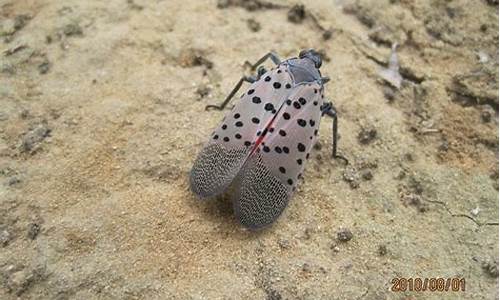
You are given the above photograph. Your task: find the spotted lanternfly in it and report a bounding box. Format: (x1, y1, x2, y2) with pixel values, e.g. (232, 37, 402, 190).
(190, 49, 345, 229)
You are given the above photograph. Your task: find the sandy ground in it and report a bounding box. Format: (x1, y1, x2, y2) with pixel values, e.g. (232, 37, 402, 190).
(0, 0, 499, 299)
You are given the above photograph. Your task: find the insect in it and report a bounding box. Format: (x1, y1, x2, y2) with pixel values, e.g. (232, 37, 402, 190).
(190, 49, 346, 229)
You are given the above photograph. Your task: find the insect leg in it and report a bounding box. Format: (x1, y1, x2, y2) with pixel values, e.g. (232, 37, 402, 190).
(321, 76, 330, 84)
(205, 75, 257, 111)
(321, 102, 348, 164)
(244, 51, 281, 70)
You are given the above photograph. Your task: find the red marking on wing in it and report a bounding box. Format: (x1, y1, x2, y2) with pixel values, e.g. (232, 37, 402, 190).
(250, 101, 287, 155)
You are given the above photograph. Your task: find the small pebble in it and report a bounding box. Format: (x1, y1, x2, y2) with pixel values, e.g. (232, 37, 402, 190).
(361, 169, 373, 181)
(63, 22, 83, 36)
(337, 228, 353, 242)
(247, 18, 261, 32)
(19, 124, 51, 154)
(38, 61, 50, 74)
(0, 230, 12, 247)
(482, 260, 499, 278)
(322, 30, 333, 40)
(287, 4, 306, 24)
(481, 110, 491, 123)
(343, 167, 360, 189)
(302, 263, 312, 273)
(471, 207, 480, 216)
(7, 176, 21, 186)
(358, 127, 377, 144)
(438, 140, 449, 152)
(378, 244, 388, 256)
(395, 169, 406, 180)
(303, 227, 314, 240)
(27, 223, 40, 240)
(383, 86, 395, 101)
(277, 239, 290, 250)
(196, 84, 211, 99)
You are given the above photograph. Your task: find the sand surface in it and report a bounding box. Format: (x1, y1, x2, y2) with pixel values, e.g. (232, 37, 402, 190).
(0, 0, 499, 299)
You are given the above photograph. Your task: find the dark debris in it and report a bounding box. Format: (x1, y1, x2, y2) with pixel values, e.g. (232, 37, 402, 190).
(357, 127, 377, 145)
(336, 228, 353, 242)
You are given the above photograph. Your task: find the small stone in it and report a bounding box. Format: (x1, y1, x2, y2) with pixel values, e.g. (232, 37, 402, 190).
(343, 167, 360, 189)
(277, 239, 290, 250)
(63, 22, 83, 36)
(322, 29, 333, 40)
(361, 169, 373, 181)
(404, 152, 414, 162)
(395, 169, 406, 180)
(304, 227, 314, 240)
(247, 18, 261, 32)
(482, 260, 499, 278)
(383, 86, 395, 101)
(127, 0, 144, 10)
(13, 15, 30, 31)
(331, 245, 340, 253)
(358, 127, 377, 144)
(20, 109, 30, 119)
(38, 61, 50, 74)
(302, 263, 312, 273)
(438, 140, 449, 152)
(7, 176, 21, 186)
(481, 110, 491, 123)
(471, 207, 480, 216)
(337, 228, 353, 242)
(402, 193, 421, 207)
(0, 229, 12, 246)
(287, 4, 306, 24)
(27, 223, 40, 240)
(477, 51, 489, 64)
(378, 244, 388, 256)
(19, 124, 51, 154)
(178, 48, 213, 69)
(217, 0, 230, 9)
(196, 85, 210, 99)
(7, 269, 33, 296)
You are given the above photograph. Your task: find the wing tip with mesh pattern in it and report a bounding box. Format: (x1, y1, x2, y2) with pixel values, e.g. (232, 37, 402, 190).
(190, 143, 249, 199)
(232, 154, 292, 230)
